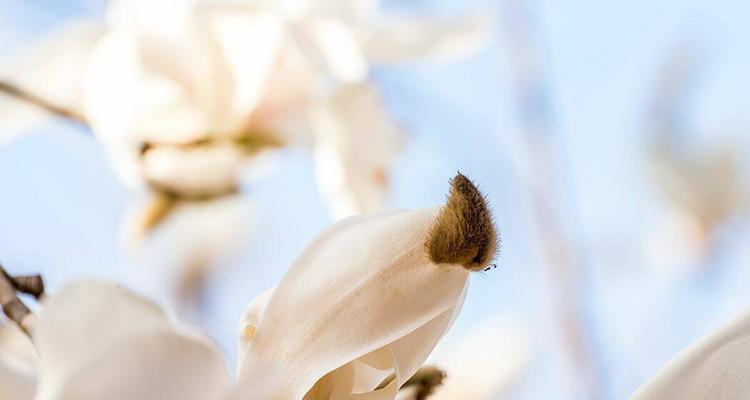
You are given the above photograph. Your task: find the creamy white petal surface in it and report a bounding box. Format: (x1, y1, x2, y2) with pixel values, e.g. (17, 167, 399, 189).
(34, 282, 229, 400)
(238, 208, 471, 398)
(430, 319, 531, 400)
(362, 15, 491, 64)
(141, 143, 245, 197)
(630, 309, 750, 400)
(311, 84, 403, 219)
(0, 324, 37, 400)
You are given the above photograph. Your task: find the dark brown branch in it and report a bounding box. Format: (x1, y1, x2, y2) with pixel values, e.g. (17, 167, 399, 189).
(0, 79, 87, 126)
(0, 264, 36, 336)
(11, 275, 45, 299)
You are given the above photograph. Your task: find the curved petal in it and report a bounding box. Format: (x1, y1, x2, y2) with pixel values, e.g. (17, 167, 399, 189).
(50, 331, 229, 400)
(0, 324, 37, 400)
(291, 17, 368, 83)
(84, 6, 236, 146)
(631, 309, 750, 400)
(34, 282, 171, 392)
(310, 84, 403, 219)
(430, 320, 531, 399)
(238, 207, 471, 398)
(202, 7, 286, 121)
(141, 142, 245, 197)
(362, 15, 491, 64)
(237, 287, 274, 372)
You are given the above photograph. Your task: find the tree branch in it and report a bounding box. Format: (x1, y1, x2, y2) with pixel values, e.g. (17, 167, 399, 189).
(0, 79, 87, 126)
(0, 264, 42, 337)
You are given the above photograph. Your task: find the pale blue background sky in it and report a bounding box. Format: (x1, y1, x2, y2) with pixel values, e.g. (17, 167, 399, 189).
(2, 1, 750, 398)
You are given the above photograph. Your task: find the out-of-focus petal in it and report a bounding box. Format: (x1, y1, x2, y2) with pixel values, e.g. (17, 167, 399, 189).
(51, 331, 229, 400)
(203, 8, 285, 121)
(85, 6, 236, 145)
(362, 15, 491, 64)
(141, 143, 245, 197)
(34, 282, 171, 395)
(139, 194, 254, 283)
(310, 84, 403, 219)
(0, 21, 103, 143)
(631, 309, 750, 400)
(291, 17, 368, 82)
(0, 324, 37, 400)
(82, 27, 143, 143)
(34, 282, 230, 400)
(430, 319, 531, 399)
(238, 207, 471, 398)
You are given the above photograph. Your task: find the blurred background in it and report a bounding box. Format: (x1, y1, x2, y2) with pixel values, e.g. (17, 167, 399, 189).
(2, 0, 750, 399)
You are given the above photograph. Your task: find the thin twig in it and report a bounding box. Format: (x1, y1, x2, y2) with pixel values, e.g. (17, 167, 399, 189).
(0, 79, 87, 126)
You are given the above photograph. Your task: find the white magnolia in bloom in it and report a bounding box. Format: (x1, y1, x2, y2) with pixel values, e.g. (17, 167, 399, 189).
(0, 0, 489, 220)
(0, 173, 499, 400)
(631, 309, 750, 400)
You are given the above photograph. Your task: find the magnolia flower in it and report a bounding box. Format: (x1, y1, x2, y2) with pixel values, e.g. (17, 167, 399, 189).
(236, 173, 498, 398)
(0, 173, 499, 400)
(630, 309, 750, 399)
(1, 0, 489, 220)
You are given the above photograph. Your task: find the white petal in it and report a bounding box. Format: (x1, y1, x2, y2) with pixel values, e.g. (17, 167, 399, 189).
(140, 142, 245, 197)
(35, 282, 171, 391)
(51, 331, 229, 400)
(82, 27, 143, 143)
(631, 309, 750, 399)
(237, 287, 274, 373)
(0, 324, 37, 400)
(310, 84, 403, 219)
(84, 8, 236, 145)
(203, 8, 286, 120)
(291, 17, 368, 82)
(430, 319, 531, 399)
(0, 21, 102, 143)
(239, 207, 470, 398)
(362, 15, 491, 64)
(139, 195, 254, 285)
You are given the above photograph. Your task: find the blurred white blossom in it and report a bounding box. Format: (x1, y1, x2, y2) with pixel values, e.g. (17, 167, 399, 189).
(0, 0, 490, 308)
(429, 319, 531, 399)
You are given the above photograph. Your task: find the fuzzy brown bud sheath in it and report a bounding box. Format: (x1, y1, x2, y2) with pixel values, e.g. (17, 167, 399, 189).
(426, 173, 499, 271)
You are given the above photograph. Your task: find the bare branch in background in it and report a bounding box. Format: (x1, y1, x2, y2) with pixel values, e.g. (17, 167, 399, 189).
(500, 0, 603, 397)
(0, 264, 42, 337)
(0, 79, 87, 126)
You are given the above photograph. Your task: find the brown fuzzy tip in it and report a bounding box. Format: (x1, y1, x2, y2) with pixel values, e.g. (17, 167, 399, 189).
(426, 173, 499, 272)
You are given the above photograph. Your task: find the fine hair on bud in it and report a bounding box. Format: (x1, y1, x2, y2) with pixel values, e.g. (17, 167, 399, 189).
(426, 173, 499, 271)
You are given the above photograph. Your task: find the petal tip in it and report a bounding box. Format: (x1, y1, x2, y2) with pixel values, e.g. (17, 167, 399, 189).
(425, 172, 499, 272)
